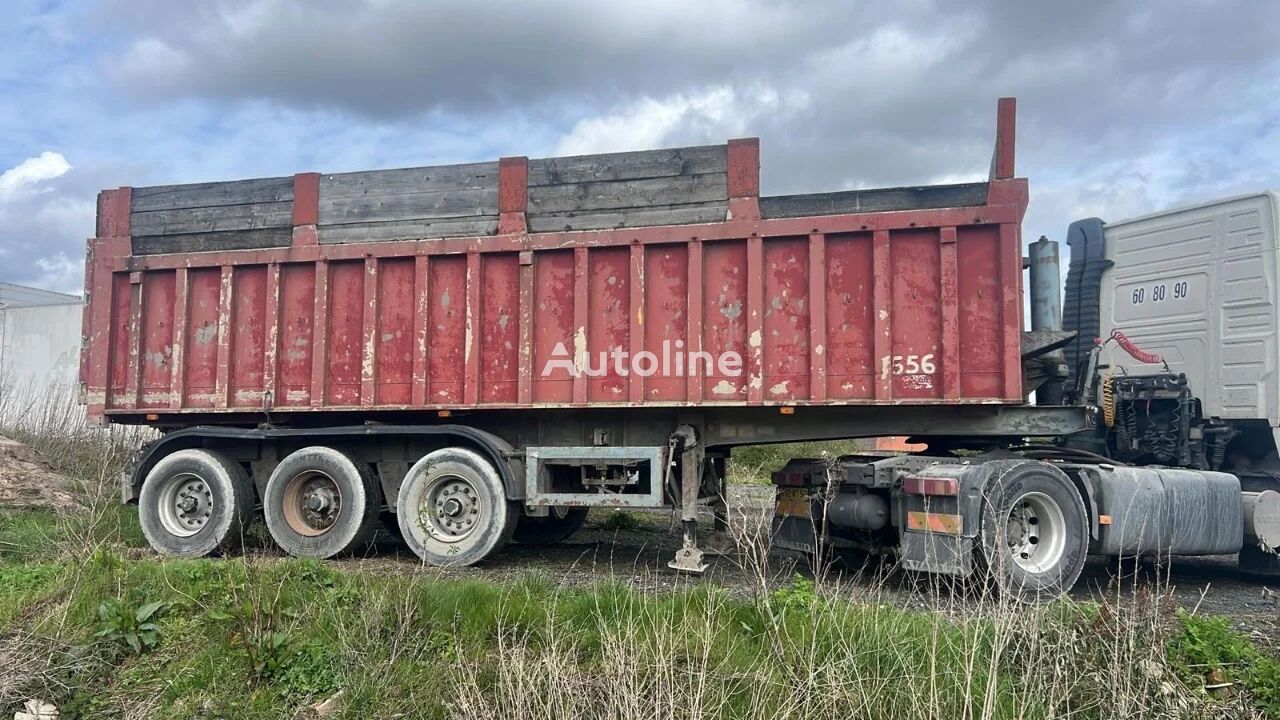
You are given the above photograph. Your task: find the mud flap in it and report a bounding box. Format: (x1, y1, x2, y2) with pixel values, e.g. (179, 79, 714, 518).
(900, 530, 974, 577)
(771, 515, 817, 555)
(120, 471, 139, 504)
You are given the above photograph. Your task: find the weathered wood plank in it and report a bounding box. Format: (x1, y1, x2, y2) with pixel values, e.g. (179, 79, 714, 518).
(527, 202, 727, 233)
(317, 218, 498, 244)
(527, 145, 726, 186)
(131, 177, 294, 212)
(131, 201, 294, 237)
(131, 228, 293, 255)
(319, 187, 498, 225)
(528, 173, 727, 215)
(321, 162, 499, 199)
(760, 182, 989, 219)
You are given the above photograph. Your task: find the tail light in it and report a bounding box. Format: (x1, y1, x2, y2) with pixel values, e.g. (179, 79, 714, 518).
(901, 475, 959, 496)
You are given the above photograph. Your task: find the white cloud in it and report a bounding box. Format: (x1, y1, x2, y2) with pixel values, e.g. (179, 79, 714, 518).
(555, 85, 806, 156)
(0, 152, 72, 201)
(33, 253, 84, 295)
(0, 151, 94, 292)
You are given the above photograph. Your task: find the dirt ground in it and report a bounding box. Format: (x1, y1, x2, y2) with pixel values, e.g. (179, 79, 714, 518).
(0, 435, 76, 510)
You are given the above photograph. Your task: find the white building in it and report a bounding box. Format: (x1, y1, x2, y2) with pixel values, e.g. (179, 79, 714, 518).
(0, 283, 83, 410)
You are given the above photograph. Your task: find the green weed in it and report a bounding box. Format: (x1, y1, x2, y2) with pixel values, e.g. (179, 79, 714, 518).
(94, 598, 167, 655)
(597, 510, 643, 531)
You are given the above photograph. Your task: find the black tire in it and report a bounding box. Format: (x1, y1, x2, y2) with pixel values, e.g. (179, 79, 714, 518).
(513, 507, 589, 545)
(138, 449, 254, 558)
(977, 461, 1088, 601)
(263, 446, 380, 558)
(397, 447, 517, 566)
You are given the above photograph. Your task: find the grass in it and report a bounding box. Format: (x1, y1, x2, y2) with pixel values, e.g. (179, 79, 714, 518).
(1, 396, 1278, 718)
(728, 440, 871, 484)
(3, 547, 1277, 719)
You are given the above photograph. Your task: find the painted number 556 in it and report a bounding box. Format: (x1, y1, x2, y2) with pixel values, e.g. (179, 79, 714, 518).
(885, 353, 936, 375)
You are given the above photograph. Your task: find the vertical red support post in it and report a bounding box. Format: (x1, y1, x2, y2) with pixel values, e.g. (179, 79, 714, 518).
(686, 241, 704, 402)
(411, 255, 431, 405)
(292, 172, 320, 246)
(939, 227, 960, 400)
(999, 223, 1023, 400)
(361, 257, 379, 406)
(124, 272, 143, 409)
(262, 264, 281, 409)
(987, 97, 1025, 400)
(214, 266, 234, 408)
(726, 138, 760, 221)
(745, 235, 764, 403)
(498, 157, 529, 234)
(872, 230, 893, 401)
(807, 233, 827, 402)
(82, 188, 132, 422)
(571, 247, 588, 405)
(463, 252, 482, 406)
(170, 268, 190, 409)
(991, 97, 1016, 181)
(517, 251, 534, 404)
(310, 260, 330, 406)
(628, 242, 645, 404)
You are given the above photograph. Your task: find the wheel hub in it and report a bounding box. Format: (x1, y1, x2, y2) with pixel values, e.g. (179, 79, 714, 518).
(157, 473, 213, 538)
(421, 476, 483, 542)
(1003, 491, 1067, 574)
(282, 472, 343, 537)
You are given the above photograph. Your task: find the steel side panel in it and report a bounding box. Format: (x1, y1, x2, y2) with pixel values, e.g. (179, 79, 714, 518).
(93, 208, 1026, 416)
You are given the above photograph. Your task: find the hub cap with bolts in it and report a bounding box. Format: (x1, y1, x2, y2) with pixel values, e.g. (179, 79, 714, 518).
(157, 472, 213, 537)
(419, 475, 483, 542)
(1004, 491, 1067, 574)
(282, 471, 343, 537)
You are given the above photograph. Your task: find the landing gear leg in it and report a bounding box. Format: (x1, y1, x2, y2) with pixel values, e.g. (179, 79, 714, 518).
(668, 426, 708, 573)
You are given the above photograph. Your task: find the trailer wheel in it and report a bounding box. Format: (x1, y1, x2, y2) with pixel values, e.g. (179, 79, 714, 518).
(138, 449, 254, 557)
(397, 447, 517, 566)
(978, 462, 1088, 601)
(263, 447, 380, 558)
(513, 507, 590, 545)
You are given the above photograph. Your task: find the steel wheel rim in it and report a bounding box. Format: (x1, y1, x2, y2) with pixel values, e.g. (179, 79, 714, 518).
(282, 470, 343, 537)
(416, 473, 485, 543)
(156, 472, 213, 538)
(1004, 491, 1067, 574)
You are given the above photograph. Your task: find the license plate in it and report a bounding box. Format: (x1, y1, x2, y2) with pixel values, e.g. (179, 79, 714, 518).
(775, 488, 811, 518)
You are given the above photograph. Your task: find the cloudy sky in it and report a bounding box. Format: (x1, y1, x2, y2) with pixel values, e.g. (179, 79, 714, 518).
(2, 0, 1278, 294)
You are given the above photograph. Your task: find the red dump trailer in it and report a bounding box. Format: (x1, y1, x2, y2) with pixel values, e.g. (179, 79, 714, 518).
(82, 134, 1027, 418)
(91, 98, 1277, 600)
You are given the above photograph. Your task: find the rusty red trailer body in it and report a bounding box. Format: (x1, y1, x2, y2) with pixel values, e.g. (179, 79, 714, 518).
(80, 101, 1027, 425)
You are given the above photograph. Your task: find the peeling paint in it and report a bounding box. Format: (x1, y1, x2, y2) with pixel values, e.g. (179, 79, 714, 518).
(711, 379, 737, 395)
(573, 326, 587, 372)
(463, 299, 473, 364)
(748, 374, 762, 389)
(769, 380, 790, 396)
(748, 330, 761, 348)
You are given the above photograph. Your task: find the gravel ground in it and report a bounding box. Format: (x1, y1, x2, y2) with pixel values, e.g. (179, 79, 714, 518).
(319, 484, 1280, 638)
